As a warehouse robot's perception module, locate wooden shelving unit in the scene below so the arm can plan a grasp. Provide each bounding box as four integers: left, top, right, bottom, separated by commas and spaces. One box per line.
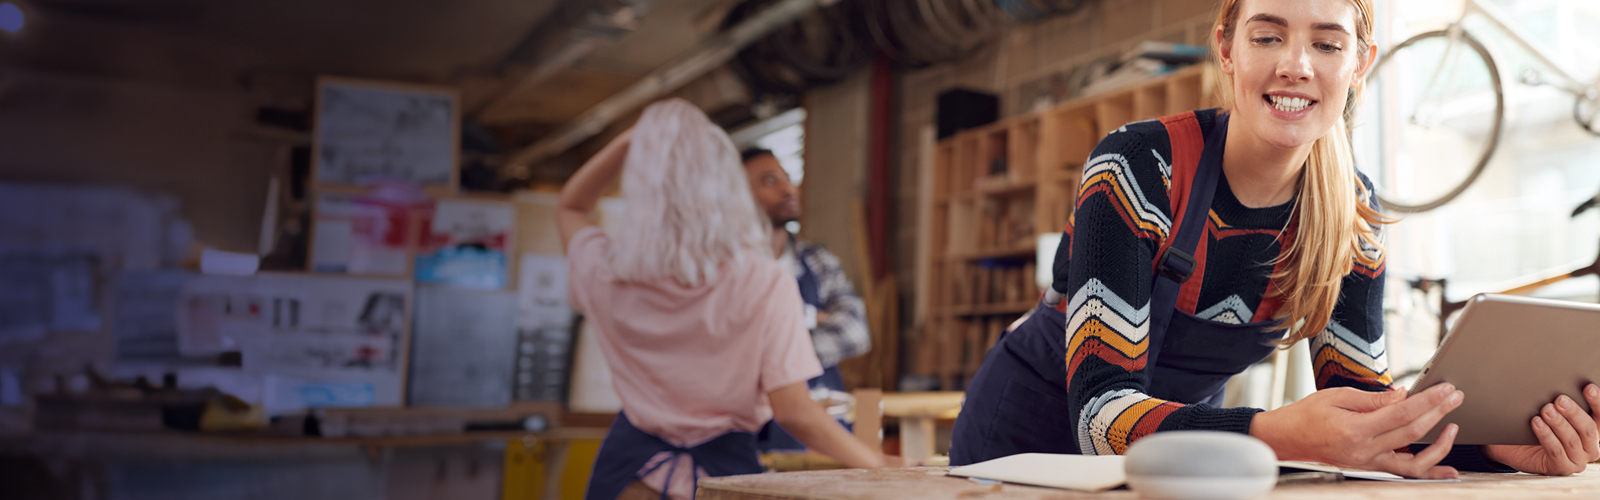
918, 65, 1216, 389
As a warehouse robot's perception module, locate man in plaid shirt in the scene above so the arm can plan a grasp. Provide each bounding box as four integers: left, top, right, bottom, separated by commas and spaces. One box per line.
742, 148, 872, 452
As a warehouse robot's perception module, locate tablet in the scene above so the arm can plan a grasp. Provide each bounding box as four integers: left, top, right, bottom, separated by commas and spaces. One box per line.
1412, 294, 1600, 445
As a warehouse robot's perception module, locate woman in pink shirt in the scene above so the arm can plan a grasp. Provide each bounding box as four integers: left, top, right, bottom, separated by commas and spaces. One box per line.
557, 99, 899, 500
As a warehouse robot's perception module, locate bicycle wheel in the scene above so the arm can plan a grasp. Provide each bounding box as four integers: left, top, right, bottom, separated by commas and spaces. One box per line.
1574, 86, 1600, 136
1349, 29, 1504, 213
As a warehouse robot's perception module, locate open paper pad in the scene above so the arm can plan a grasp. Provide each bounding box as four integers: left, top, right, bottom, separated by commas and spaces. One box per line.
1277, 461, 1457, 482
946, 453, 1127, 491
948, 454, 1458, 490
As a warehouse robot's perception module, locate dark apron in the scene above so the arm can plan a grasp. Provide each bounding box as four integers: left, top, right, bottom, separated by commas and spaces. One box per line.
585, 411, 763, 500
949, 112, 1283, 465
756, 240, 852, 452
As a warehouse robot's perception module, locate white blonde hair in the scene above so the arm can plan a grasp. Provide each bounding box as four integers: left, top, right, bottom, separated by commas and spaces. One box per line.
609, 98, 770, 287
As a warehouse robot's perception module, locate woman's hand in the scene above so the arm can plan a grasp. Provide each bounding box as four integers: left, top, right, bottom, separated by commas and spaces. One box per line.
1251, 383, 1465, 479
1484, 384, 1600, 476
557, 127, 635, 249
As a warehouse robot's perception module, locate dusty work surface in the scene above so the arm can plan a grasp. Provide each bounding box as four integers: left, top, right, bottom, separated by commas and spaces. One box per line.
698, 466, 1600, 499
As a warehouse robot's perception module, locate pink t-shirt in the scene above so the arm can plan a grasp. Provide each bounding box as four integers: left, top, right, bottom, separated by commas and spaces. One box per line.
566, 227, 822, 496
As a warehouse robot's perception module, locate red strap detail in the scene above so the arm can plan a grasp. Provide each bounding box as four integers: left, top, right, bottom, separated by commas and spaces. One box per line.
1177, 221, 1210, 313
1155, 112, 1206, 274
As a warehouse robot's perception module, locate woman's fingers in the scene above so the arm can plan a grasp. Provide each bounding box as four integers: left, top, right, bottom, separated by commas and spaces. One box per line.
1555, 395, 1600, 461
1531, 414, 1574, 467
1584, 384, 1600, 432
1336, 386, 1408, 412
1369, 386, 1463, 451
1541, 402, 1589, 466
1407, 423, 1459, 475
1368, 424, 1457, 479
1420, 465, 1462, 480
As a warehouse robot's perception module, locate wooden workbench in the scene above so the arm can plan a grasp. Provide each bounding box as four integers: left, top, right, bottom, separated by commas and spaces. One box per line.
877, 391, 962, 462
698, 466, 1600, 499
1, 427, 611, 499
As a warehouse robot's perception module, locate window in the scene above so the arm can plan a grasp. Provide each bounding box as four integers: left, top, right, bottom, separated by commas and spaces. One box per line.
1363, 0, 1600, 378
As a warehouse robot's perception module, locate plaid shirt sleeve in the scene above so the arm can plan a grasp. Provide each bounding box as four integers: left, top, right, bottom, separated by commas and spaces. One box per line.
798, 241, 872, 368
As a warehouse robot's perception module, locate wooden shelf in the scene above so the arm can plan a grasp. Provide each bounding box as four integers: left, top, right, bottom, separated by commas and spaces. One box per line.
917, 65, 1214, 391
952, 245, 1036, 261
977, 179, 1038, 198
952, 301, 1036, 317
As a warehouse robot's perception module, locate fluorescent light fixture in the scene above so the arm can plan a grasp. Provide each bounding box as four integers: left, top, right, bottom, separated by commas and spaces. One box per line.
0, 2, 22, 34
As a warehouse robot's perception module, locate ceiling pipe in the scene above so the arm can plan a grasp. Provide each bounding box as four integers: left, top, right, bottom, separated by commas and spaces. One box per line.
469, 0, 660, 118
728, 106, 806, 149
506, 0, 840, 174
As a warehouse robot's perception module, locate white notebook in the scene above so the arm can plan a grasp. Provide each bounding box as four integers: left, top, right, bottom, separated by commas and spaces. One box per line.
947, 454, 1455, 491
947, 453, 1128, 491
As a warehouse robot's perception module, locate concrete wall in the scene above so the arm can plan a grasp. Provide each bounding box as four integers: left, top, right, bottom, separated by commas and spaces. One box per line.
0, 71, 280, 253
800, 69, 874, 289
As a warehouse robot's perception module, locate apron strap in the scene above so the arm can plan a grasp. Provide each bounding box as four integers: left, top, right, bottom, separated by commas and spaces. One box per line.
792, 234, 824, 308
1148, 111, 1228, 370
637, 449, 695, 500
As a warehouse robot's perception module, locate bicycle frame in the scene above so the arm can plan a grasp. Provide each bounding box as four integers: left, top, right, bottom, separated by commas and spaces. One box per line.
1448, 0, 1597, 98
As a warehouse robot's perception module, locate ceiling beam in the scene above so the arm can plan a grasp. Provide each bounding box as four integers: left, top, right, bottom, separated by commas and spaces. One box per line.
468, 0, 661, 118
505, 0, 839, 176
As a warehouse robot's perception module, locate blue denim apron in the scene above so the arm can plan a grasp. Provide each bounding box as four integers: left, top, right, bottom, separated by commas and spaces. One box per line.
585, 411, 764, 500
949, 112, 1284, 464
756, 240, 852, 452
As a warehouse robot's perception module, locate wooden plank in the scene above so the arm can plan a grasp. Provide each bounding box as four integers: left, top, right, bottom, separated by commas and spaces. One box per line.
880, 392, 963, 419
1007, 118, 1040, 184
878, 279, 900, 391
1093, 93, 1135, 137
1133, 83, 1167, 121
914, 126, 938, 334
1166, 71, 1204, 115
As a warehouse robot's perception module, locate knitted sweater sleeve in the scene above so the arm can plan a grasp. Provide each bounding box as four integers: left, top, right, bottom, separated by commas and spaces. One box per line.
1063, 121, 1261, 455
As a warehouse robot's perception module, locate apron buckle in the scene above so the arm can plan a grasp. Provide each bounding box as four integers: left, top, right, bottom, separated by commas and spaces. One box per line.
1157, 247, 1197, 284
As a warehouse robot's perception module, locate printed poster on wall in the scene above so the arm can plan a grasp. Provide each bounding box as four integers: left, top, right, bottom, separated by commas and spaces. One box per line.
414, 199, 512, 289
313, 78, 458, 190
311, 192, 432, 276
176, 272, 412, 413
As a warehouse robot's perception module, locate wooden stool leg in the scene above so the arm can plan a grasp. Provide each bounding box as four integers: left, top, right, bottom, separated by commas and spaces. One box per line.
852, 389, 883, 451
541, 439, 569, 500
900, 417, 935, 462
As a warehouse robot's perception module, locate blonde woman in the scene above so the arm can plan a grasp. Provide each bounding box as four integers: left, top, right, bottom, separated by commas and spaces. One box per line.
950, 0, 1600, 478
558, 99, 898, 500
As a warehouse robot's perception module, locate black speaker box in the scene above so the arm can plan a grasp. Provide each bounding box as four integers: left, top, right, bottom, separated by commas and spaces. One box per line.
936, 88, 999, 140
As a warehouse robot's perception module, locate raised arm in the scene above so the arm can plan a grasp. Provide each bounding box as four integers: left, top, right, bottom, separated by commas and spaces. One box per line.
557, 128, 631, 251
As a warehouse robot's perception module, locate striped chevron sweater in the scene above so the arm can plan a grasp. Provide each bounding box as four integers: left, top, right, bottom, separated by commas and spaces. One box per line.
1048, 109, 1391, 455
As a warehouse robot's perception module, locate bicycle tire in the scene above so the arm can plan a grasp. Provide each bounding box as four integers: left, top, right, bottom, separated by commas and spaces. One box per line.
1361, 29, 1504, 213
1574, 90, 1600, 137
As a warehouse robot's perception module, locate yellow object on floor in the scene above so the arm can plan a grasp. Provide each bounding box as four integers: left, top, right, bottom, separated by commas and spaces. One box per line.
501, 436, 604, 500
